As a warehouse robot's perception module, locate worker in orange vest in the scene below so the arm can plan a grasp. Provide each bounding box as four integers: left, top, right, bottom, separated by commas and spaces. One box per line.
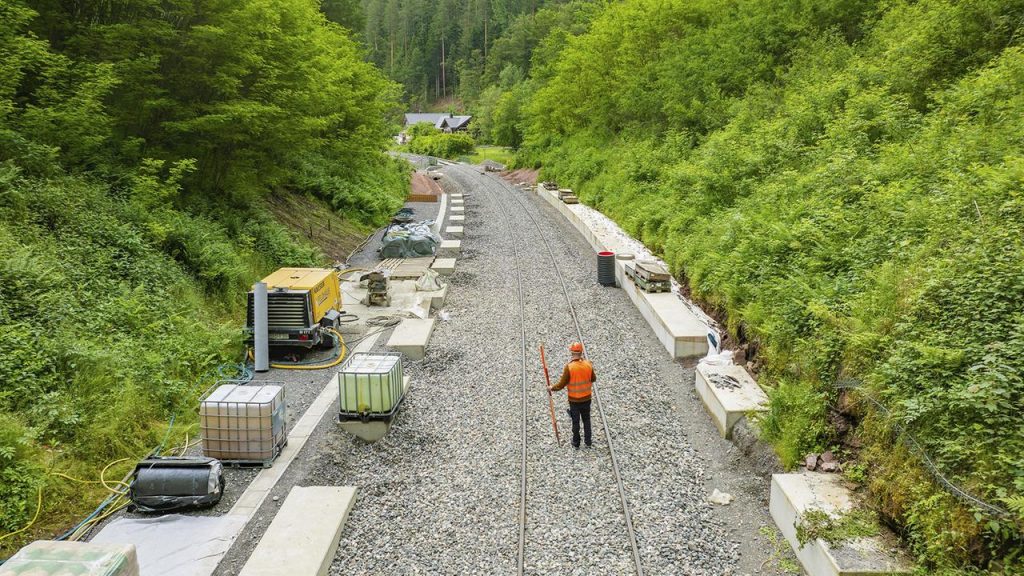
548, 342, 596, 448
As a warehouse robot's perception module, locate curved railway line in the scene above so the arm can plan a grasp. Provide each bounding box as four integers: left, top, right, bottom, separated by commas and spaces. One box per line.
445, 164, 644, 576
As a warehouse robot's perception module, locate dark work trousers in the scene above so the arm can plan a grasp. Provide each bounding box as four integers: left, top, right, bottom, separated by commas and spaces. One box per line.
567, 400, 592, 447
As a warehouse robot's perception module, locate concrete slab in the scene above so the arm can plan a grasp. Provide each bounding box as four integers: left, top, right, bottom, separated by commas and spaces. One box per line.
238, 486, 357, 576
431, 257, 457, 276
617, 274, 709, 358
445, 226, 464, 238
438, 239, 462, 257
695, 363, 768, 438
387, 318, 436, 360
430, 193, 448, 235
449, 214, 465, 223
338, 280, 432, 333
421, 284, 448, 311
770, 473, 914, 576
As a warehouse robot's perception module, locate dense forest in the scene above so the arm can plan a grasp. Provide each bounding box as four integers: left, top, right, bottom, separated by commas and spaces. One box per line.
362, 0, 1024, 572
360, 0, 586, 109
0, 0, 405, 551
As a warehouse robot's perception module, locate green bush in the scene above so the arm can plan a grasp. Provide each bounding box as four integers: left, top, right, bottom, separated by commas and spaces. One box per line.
0, 415, 42, 533
756, 380, 831, 468
408, 131, 476, 159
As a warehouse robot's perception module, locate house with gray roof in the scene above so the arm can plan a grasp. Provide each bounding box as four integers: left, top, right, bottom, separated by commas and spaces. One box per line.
403, 112, 472, 133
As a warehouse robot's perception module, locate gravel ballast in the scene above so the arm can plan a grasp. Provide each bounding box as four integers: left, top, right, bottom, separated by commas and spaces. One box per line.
315, 164, 783, 574
212, 161, 790, 575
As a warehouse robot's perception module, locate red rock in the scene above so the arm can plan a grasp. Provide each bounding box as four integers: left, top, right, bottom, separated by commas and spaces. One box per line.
805, 453, 819, 470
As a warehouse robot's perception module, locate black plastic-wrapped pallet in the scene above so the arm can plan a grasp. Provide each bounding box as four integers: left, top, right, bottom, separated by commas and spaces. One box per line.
129, 456, 225, 513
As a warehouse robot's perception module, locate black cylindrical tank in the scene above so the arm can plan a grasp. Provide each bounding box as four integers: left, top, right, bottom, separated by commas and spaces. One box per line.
597, 251, 616, 286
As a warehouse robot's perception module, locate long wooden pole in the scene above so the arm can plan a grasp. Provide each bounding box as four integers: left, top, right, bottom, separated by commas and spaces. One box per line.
540, 344, 561, 446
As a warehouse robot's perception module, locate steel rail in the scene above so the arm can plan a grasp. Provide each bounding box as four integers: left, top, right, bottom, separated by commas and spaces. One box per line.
454, 164, 644, 576
450, 167, 531, 575
493, 173, 645, 576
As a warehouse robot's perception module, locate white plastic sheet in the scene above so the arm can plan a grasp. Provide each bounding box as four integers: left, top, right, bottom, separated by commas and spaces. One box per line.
414, 268, 445, 292
92, 514, 247, 576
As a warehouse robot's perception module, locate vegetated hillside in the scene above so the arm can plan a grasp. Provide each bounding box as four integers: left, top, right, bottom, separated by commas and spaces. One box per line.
0, 0, 404, 551
455, 0, 1024, 572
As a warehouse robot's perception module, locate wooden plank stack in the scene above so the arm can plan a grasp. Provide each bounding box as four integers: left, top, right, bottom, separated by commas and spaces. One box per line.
625, 260, 671, 293
375, 257, 434, 280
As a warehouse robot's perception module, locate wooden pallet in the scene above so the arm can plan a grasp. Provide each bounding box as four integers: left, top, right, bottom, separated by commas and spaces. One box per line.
634, 260, 671, 283
214, 439, 286, 468
558, 189, 580, 204
375, 257, 434, 280
407, 194, 440, 203
626, 264, 671, 293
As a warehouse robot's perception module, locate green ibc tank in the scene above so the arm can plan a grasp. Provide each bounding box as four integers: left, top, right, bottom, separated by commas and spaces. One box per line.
337, 353, 404, 417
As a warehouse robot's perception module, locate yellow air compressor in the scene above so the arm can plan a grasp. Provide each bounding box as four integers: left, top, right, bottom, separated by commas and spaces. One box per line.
246, 268, 343, 349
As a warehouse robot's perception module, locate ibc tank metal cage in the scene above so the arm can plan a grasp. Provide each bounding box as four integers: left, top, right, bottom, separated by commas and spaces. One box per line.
337, 352, 405, 422
199, 381, 288, 467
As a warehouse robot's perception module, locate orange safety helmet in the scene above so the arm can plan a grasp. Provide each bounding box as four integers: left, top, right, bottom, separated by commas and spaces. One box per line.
569, 342, 584, 353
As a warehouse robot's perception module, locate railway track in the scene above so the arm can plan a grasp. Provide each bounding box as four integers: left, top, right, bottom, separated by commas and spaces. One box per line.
445, 164, 644, 576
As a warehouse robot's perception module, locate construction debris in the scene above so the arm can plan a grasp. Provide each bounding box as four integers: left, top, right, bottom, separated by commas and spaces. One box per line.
708, 489, 735, 505
558, 189, 579, 204
360, 271, 391, 306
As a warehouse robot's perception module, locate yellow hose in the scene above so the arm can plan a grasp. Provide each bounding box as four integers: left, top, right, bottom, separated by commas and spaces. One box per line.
247, 328, 348, 370
0, 486, 42, 543
50, 472, 102, 485
69, 497, 129, 541
100, 458, 132, 495
337, 268, 370, 281
0, 453, 137, 545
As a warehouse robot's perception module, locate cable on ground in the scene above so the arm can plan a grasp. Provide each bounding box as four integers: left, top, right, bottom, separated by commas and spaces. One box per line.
247, 328, 348, 370
835, 379, 1011, 518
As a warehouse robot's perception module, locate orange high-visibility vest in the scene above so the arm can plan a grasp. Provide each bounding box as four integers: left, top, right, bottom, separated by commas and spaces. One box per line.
566, 359, 594, 402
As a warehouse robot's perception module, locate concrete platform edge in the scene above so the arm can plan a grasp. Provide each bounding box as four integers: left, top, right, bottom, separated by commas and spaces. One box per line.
534, 185, 708, 359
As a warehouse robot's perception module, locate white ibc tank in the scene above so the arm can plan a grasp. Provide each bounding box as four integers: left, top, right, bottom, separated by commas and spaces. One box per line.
201, 384, 286, 462
336, 353, 404, 416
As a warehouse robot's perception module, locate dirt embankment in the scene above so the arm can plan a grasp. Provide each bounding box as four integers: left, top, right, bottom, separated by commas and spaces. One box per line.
501, 167, 539, 185
265, 192, 373, 263
410, 171, 442, 199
